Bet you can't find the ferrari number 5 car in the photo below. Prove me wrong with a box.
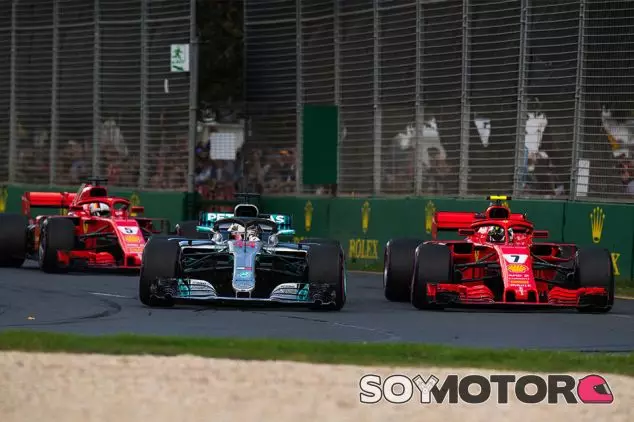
[139,203,347,310]
[0,179,169,272]
[383,196,614,313]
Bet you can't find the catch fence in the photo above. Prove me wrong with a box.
[244,0,634,202]
[0,0,196,191]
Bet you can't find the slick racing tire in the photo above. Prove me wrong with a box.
[139,237,181,307]
[39,218,76,273]
[175,220,209,239]
[0,213,28,268]
[383,238,423,302]
[411,243,453,310]
[574,246,614,313]
[307,244,346,311]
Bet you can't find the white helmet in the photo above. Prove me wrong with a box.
[89,202,110,217]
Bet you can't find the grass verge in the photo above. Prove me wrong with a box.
[348,261,634,299]
[0,330,632,376]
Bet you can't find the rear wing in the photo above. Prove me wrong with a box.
[199,211,295,235]
[432,211,526,239]
[22,191,77,216]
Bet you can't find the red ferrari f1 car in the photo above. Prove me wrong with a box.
[0,178,170,272]
[383,196,614,313]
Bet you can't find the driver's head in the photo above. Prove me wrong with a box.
[228,223,244,239]
[89,202,110,217]
[488,226,505,243]
[246,225,261,240]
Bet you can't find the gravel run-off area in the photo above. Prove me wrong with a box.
[1,351,632,422]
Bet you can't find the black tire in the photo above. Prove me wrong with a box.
[175,220,209,239]
[139,237,181,307]
[383,238,423,302]
[39,218,76,273]
[411,243,453,310]
[0,213,28,268]
[574,246,614,313]
[307,244,346,311]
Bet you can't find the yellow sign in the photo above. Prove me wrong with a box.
[507,264,528,273]
[0,186,7,213]
[611,252,620,276]
[348,239,379,260]
[130,193,141,216]
[590,207,605,244]
[502,201,510,209]
[425,200,435,234]
[125,235,141,243]
[361,201,370,234]
[304,201,313,232]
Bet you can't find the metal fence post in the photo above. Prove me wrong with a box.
[92,0,101,178]
[139,0,148,189]
[334,0,341,190]
[49,0,59,186]
[414,0,423,195]
[187,0,198,195]
[373,0,381,195]
[513,0,529,197]
[570,0,586,200]
[295,0,303,194]
[459,0,471,197]
[9,1,16,183]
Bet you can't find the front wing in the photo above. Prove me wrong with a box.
[149,277,338,307]
[55,250,143,270]
[427,283,611,309]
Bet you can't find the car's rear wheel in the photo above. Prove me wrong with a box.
[307,244,346,311]
[411,243,453,310]
[0,213,28,268]
[139,237,181,307]
[574,246,614,313]
[383,238,423,302]
[39,218,76,273]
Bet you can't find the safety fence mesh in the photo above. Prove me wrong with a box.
[1,0,194,190]
[244,0,634,201]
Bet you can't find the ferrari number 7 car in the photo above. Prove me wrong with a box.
[0,179,169,272]
[139,203,347,310]
[383,196,614,313]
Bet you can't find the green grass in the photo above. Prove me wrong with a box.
[0,330,633,376]
[347,261,634,298]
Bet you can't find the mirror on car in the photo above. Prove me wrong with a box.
[458,228,475,236]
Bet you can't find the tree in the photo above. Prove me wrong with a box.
[197,0,243,106]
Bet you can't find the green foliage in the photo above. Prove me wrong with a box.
[197,0,243,104]
[1,331,633,375]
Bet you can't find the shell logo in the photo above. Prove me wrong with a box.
[507,264,528,273]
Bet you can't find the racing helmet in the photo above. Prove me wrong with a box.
[246,224,261,241]
[488,226,505,243]
[228,223,245,239]
[89,202,110,217]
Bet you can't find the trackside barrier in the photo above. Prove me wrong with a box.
[259,196,634,281]
[2,185,629,281]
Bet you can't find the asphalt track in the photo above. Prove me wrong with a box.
[1,262,633,352]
